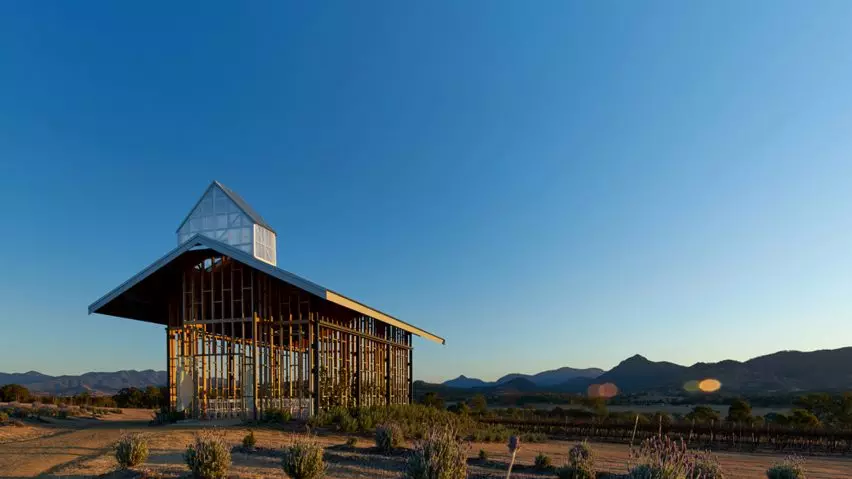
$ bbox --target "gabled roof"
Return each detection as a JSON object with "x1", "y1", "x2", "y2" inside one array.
[
  {"x1": 88, "y1": 234, "x2": 444, "y2": 345},
  {"x1": 176, "y1": 180, "x2": 276, "y2": 234}
]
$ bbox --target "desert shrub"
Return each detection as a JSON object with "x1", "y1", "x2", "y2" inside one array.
[
  {"x1": 9, "y1": 419, "x2": 25, "y2": 427},
  {"x1": 114, "y1": 432, "x2": 149, "y2": 469},
  {"x1": 375, "y1": 422, "x2": 403, "y2": 452},
  {"x1": 264, "y1": 408, "x2": 293, "y2": 423},
  {"x1": 404, "y1": 424, "x2": 468, "y2": 479},
  {"x1": 57, "y1": 409, "x2": 70, "y2": 419},
  {"x1": 569, "y1": 441, "x2": 593, "y2": 464},
  {"x1": 766, "y1": 455, "x2": 806, "y2": 479},
  {"x1": 281, "y1": 437, "x2": 326, "y2": 479},
  {"x1": 339, "y1": 413, "x2": 358, "y2": 433},
  {"x1": 111, "y1": 408, "x2": 123, "y2": 414},
  {"x1": 242, "y1": 431, "x2": 257, "y2": 450},
  {"x1": 691, "y1": 450, "x2": 724, "y2": 479},
  {"x1": 0, "y1": 411, "x2": 8, "y2": 423},
  {"x1": 478, "y1": 449, "x2": 488, "y2": 461},
  {"x1": 184, "y1": 429, "x2": 232, "y2": 479},
  {"x1": 345, "y1": 437, "x2": 358, "y2": 447},
  {"x1": 629, "y1": 436, "x2": 695, "y2": 479},
  {"x1": 534, "y1": 452, "x2": 552, "y2": 470},
  {"x1": 150, "y1": 407, "x2": 186, "y2": 425},
  {"x1": 557, "y1": 441, "x2": 596, "y2": 479}
]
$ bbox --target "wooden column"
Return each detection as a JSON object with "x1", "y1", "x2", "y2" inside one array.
[
  {"x1": 385, "y1": 341, "x2": 391, "y2": 405},
  {"x1": 312, "y1": 317, "x2": 320, "y2": 414},
  {"x1": 408, "y1": 333, "x2": 414, "y2": 404},
  {"x1": 355, "y1": 335, "x2": 362, "y2": 408}
]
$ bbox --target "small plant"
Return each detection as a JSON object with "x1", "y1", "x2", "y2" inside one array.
[
  {"x1": 242, "y1": 430, "x2": 257, "y2": 450},
  {"x1": 507, "y1": 436, "x2": 521, "y2": 477},
  {"x1": 375, "y1": 422, "x2": 403, "y2": 452},
  {"x1": 404, "y1": 424, "x2": 468, "y2": 479},
  {"x1": 478, "y1": 448, "x2": 488, "y2": 461},
  {"x1": 766, "y1": 455, "x2": 806, "y2": 479},
  {"x1": 184, "y1": 429, "x2": 232, "y2": 479},
  {"x1": 629, "y1": 436, "x2": 695, "y2": 479},
  {"x1": 557, "y1": 441, "x2": 596, "y2": 479},
  {"x1": 0, "y1": 411, "x2": 8, "y2": 423},
  {"x1": 534, "y1": 452, "x2": 552, "y2": 470},
  {"x1": 114, "y1": 432, "x2": 149, "y2": 469},
  {"x1": 281, "y1": 437, "x2": 326, "y2": 479},
  {"x1": 692, "y1": 450, "x2": 725, "y2": 479},
  {"x1": 345, "y1": 436, "x2": 358, "y2": 448},
  {"x1": 339, "y1": 413, "x2": 358, "y2": 433}
]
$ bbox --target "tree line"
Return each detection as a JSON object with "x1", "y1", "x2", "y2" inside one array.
[{"x1": 0, "y1": 384, "x2": 168, "y2": 409}]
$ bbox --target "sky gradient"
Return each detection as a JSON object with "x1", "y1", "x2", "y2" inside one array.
[{"x1": 2, "y1": 2, "x2": 852, "y2": 382}]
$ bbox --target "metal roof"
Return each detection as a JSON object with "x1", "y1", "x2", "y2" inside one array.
[
  {"x1": 88, "y1": 234, "x2": 444, "y2": 344},
  {"x1": 176, "y1": 180, "x2": 276, "y2": 234}
]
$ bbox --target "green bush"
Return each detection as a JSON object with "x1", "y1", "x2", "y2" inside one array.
[
  {"x1": 478, "y1": 449, "x2": 488, "y2": 461},
  {"x1": 242, "y1": 431, "x2": 257, "y2": 450},
  {"x1": 264, "y1": 408, "x2": 293, "y2": 423},
  {"x1": 404, "y1": 424, "x2": 468, "y2": 479},
  {"x1": 184, "y1": 429, "x2": 232, "y2": 479},
  {"x1": 766, "y1": 455, "x2": 805, "y2": 479},
  {"x1": 534, "y1": 452, "x2": 552, "y2": 470},
  {"x1": 375, "y1": 422, "x2": 403, "y2": 452},
  {"x1": 345, "y1": 437, "x2": 358, "y2": 448},
  {"x1": 281, "y1": 438, "x2": 326, "y2": 479},
  {"x1": 114, "y1": 432, "x2": 149, "y2": 469}
]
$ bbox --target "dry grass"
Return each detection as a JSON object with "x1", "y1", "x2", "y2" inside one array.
[{"x1": 0, "y1": 414, "x2": 850, "y2": 478}]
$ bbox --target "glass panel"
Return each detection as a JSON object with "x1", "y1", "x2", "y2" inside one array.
[
  {"x1": 241, "y1": 227, "x2": 251, "y2": 244},
  {"x1": 203, "y1": 216, "x2": 214, "y2": 230},
  {"x1": 190, "y1": 218, "x2": 201, "y2": 230},
  {"x1": 216, "y1": 215, "x2": 227, "y2": 229}
]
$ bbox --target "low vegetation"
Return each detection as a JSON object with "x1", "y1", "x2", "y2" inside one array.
[
  {"x1": 628, "y1": 436, "x2": 725, "y2": 479},
  {"x1": 184, "y1": 429, "x2": 232, "y2": 479},
  {"x1": 534, "y1": 452, "x2": 552, "y2": 470},
  {"x1": 114, "y1": 432, "x2": 149, "y2": 469},
  {"x1": 404, "y1": 424, "x2": 468, "y2": 479},
  {"x1": 766, "y1": 455, "x2": 806, "y2": 479},
  {"x1": 241, "y1": 430, "x2": 256, "y2": 450},
  {"x1": 557, "y1": 441, "x2": 596, "y2": 479},
  {"x1": 281, "y1": 437, "x2": 327, "y2": 479},
  {"x1": 375, "y1": 422, "x2": 403, "y2": 452}
]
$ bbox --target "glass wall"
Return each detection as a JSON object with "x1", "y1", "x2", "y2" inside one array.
[
  {"x1": 178, "y1": 186, "x2": 254, "y2": 254},
  {"x1": 254, "y1": 225, "x2": 277, "y2": 265}
]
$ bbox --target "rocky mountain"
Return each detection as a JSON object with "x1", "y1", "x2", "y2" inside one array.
[
  {"x1": 439, "y1": 347, "x2": 852, "y2": 394},
  {"x1": 0, "y1": 370, "x2": 167, "y2": 396}
]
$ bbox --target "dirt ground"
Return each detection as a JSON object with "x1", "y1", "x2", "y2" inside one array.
[{"x1": 1, "y1": 409, "x2": 851, "y2": 478}]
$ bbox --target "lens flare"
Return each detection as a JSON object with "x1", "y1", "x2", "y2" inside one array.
[
  {"x1": 587, "y1": 382, "x2": 619, "y2": 398},
  {"x1": 683, "y1": 380, "x2": 700, "y2": 392},
  {"x1": 698, "y1": 378, "x2": 722, "y2": 393}
]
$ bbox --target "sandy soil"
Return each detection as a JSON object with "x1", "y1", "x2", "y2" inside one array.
[{"x1": 1, "y1": 410, "x2": 852, "y2": 478}]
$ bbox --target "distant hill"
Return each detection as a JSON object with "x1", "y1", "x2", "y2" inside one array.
[
  {"x1": 443, "y1": 366, "x2": 604, "y2": 389},
  {"x1": 443, "y1": 375, "x2": 492, "y2": 388},
  {"x1": 436, "y1": 347, "x2": 852, "y2": 394},
  {"x1": 0, "y1": 370, "x2": 166, "y2": 396},
  {"x1": 497, "y1": 366, "x2": 605, "y2": 386}
]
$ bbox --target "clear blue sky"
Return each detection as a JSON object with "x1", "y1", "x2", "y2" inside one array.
[{"x1": 2, "y1": 2, "x2": 852, "y2": 383}]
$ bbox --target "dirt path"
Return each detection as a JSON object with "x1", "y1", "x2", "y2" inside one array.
[{"x1": 0, "y1": 419, "x2": 148, "y2": 478}]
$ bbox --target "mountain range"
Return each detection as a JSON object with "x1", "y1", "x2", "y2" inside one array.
[
  {"x1": 440, "y1": 347, "x2": 852, "y2": 394},
  {"x1": 4, "y1": 347, "x2": 852, "y2": 397},
  {"x1": 0, "y1": 370, "x2": 166, "y2": 396}
]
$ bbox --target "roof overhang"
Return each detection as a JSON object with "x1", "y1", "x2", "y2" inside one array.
[{"x1": 88, "y1": 234, "x2": 445, "y2": 344}]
